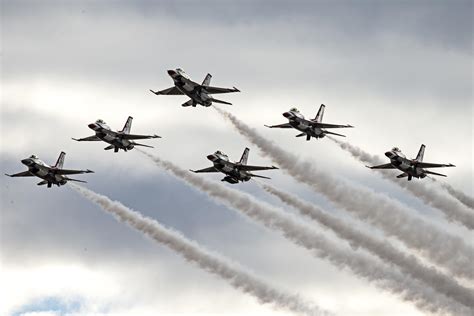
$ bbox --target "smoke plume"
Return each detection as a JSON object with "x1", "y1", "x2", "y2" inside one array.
[
  {"x1": 431, "y1": 178, "x2": 474, "y2": 210},
  {"x1": 69, "y1": 183, "x2": 329, "y2": 316},
  {"x1": 137, "y1": 150, "x2": 472, "y2": 315},
  {"x1": 328, "y1": 136, "x2": 474, "y2": 230},
  {"x1": 260, "y1": 183, "x2": 474, "y2": 309},
  {"x1": 214, "y1": 106, "x2": 474, "y2": 281}
]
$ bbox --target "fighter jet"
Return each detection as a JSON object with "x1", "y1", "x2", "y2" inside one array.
[
  {"x1": 191, "y1": 148, "x2": 278, "y2": 184},
  {"x1": 150, "y1": 68, "x2": 240, "y2": 107},
  {"x1": 73, "y1": 116, "x2": 160, "y2": 153},
  {"x1": 5, "y1": 152, "x2": 93, "y2": 188},
  {"x1": 265, "y1": 104, "x2": 353, "y2": 141},
  {"x1": 368, "y1": 145, "x2": 455, "y2": 181}
]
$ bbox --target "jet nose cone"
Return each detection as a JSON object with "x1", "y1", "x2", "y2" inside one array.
[
  {"x1": 88, "y1": 123, "x2": 96, "y2": 129},
  {"x1": 283, "y1": 112, "x2": 291, "y2": 118},
  {"x1": 385, "y1": 152, "x2": 393, "y2": 158},
  {"x1": 167, "y1": 69, "x2": 176, "y2": 76},
  {"x1": 21, "y1": 159, "x2": 32, "y2": 165},
  {"x1": 207, "y1": 154, "x2": 216, "y2": 161}
]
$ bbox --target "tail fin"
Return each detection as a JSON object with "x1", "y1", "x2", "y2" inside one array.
[
  {"x1": 202, "y1": 73, "x2": 212, "y2": 86},
  {"x1": 314, "y1": 104, "x2": 325, "y2": 122},
  {"x1": 54, "y1": 152, "x2": 66, "y2": 169},
  {"x1": 239, "y1": 147, "x2": 250, "y2": 165},
  {"x1": 122, "y1": 116, "x2": 133, "y2": 134},
  {"x1": 416, "y1": 144, "x2": 425, "y2": 162}
]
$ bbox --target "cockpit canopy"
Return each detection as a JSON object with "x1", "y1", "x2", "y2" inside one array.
[
  {"x1": 391, "y1": 147, "x2": 401, "y2": 152},
  {"x1": 214, "y1": 150, "x2": 229, "y2": 160},
  {"x1": 289, "y1": 107, "x2": 299, "y2": 113},
  {"x1": 176, "y1": 68, "x2": 190, "y2": 79},
  {"x1": 96, "y1": 119, "x2": 106, "y2": 124},
  {"x1": 29, "y1": 154, "x2": 39, "y2": 159}
]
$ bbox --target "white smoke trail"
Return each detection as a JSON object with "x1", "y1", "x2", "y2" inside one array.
[
  {"x1": 328, "y1": 136, "x2": 474, "y2": 230},
  {"x1": 431, "y1": 178, "x2": 474, "y2": 210},
  {"x1": 260, "y1": 182, "x2": 474, "y2": 309},
  {"x1": 137, "y1": 150, "x2": 473, "y2": 315},
  {"x1": 214, "y1": 106, "x2": 474, "y2": 281},
  {"x1": 69, "y1": 184, "x2": 329, "y2": 316}
]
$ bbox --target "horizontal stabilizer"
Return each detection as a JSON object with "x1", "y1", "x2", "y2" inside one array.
[
  {"x1": 323, "y1": 130, "x2": 346, "y2": 137},
  {"x1": 104, "y1": 145, "x2": 115, "y2": 150},
  {"x1": 210, "y1": 98, "x2": 232, "y2": 105},
  {"x1": 182, "y1": 99, "x2": 195, "y2": 107},
  {"x1": 37, "y1": 180, "x2": 49, "y2": 186},
  {"x1": 295, "y1": 133, "x2": 306, "y2": 137},
  {"x1": 424, "y1": 170, "x2": 447, "y2": 177},
  {"x1": 64, "y1": 177, "x2": 88, "y2": 183},
  {"x1": 131, "y1": 142, "x2": 154, "y2": 148},
  {"x1": 396, "y1": 173, "x2": 408, "y2": 178},
  {"x1": 248, "y1": 173, "x2": 271, "y2": 180}
]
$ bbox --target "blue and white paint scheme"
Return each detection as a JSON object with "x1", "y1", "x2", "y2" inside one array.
[
  {"x1": 5, "y1": 152, "x2": 93, "y2": 188},
  {"x1": 73, "y1": 116, "x2": 160, "y2": 153},
  {"x1": 265, "y1": 104, "x2": 353, "y2": 141},
  {"x1": 150, "y1": 68, "x2": 240, "y2": 107},
  {"x1": 368, "y1": 145, "x2": 455, "y2": 181},
  {"x1": 191, "y1": 148, "x2": 278, "y2": 184}
]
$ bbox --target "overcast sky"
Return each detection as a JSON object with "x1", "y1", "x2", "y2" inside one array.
[{"x1": 1, "y1": 1, "x2": 472, "y2": 316}]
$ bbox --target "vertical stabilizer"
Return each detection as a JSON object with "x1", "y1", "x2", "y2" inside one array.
[
  {"x1": 54, "y1": 152, "x2": 66, "y2": 169},
  {"x1": 416, "y1": 144, "x2": 426, "y2": 162},
  {"x1": 202, "y1": 73, "x2": 212, "y2": 87},
  {"x1": 314, "y1": 104, "x2": 325, "y2": 122},
  {"x1": 122, "y1": 116, "x2": 133, "y2": 134},
  {"x1": 239, "y1": 147, "x2": 250, "y2": 165}
]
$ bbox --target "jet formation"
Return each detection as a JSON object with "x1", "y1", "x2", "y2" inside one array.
[
  {"x1": 150, "y1": 68, "x2": 240, "y2": 107},
  {"x1": 5, "y1": 69, "x2": 457, "y2": 187},
  {"x1": 265, "y1": 104, "x2": 353, "y2": 141},
  {"x1": 5, "y1": 152, "x2": 93, "y2": 188},
  {"x1": 368, "y1": 145, "x2": 455, "y2": 181},
  {"x1": 191, "y1": 148, "x2": 278, "y2": 183},
  {"x1": 73, "y1": 116, "x2": 160, "y2": 152}
]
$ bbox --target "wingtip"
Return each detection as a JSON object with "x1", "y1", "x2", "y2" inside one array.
[
  {"x1": 153, "y1": 134, "x2": 162, "y2": 138},
  {"x1": 86, "y1": 169, "x2": 94, "y2": 173},
  {"x1": 149, "y1": 89, "x2": 159, "y2": 95},
  {"x1": 272, "y1": 165, "x2": 279, "y2": 169},
  {"x1": 71, "y1": 138, "x2": 80, "y2": 141},
  {"x1": 264, "y1": 125, "x2": 272, "y2": 128},
  {"x1": 189, "y1": 169, "x2": 197, "y2": 173},
  {"x1": 5, "y1": 173, "x2": 12, "y2": 177},
  {"x1": 233, "y1": 86, "x2": 240, "y2": 92}
]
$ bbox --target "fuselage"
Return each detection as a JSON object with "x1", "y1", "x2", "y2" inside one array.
[
  {"x1": 207, "y1": 151, "x2": 251, "y2": 183},
  {"x1": 21, "y1": 156, "x2": 67, "y2": 186},
  {"x1": 88, "y1": 120, "x2": 135, "y2": 151},
  {"x1": 385, "y1": 149, "x2": 426, "y2": 179},
  {"x1": 283, "y1": 110, "x2": 325, "y2": 138},
  {"x1": 168, "y1": 69, "x2": 212, "y2": 106}
]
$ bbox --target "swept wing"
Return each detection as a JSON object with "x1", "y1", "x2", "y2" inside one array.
[{"x1": 5, "y1": 171, "x2": 35, "y2": 177}]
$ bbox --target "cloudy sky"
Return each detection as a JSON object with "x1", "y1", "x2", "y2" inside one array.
[{"x1": 1, "y1": 1, "x2": 472, "y2": 315}]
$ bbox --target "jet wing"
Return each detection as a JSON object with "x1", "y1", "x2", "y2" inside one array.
[
  {"x1": 72, "y1": 135, "x2": 101, "y2": 141},
  {"x1": 150, "y1": 86, "x2": 184, "y2": 95},
  {"x1": 5, "y1": 171, "x2": 35, "y2": 177},
  {"x1": 190, "y1": 166, "x2": 220, "y2": 173},
  {"x1": 52, "y1": 168, "x2": 94, "y2": 175},
  {"x1": 417, "y1": 162, "x2": 455, "y2": 168},
  {"x1": 239, "y1": 165, "x2": 278, "y2": 171},
  {"x1": 311, "y1": 122, "x2": 354, "y2": 129},
  {"x1": 264, "y1": 123, "x2": 293, "y2": 128},
  {"x1": 368, "y1": 163, "x2": 396, "y2": 169},
  {"x1": 204, "y1": 86, "x2": 240, "y2": 94},
  {"x1": 121, "y1": 134, "x2": 161, "y2": 140}
]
